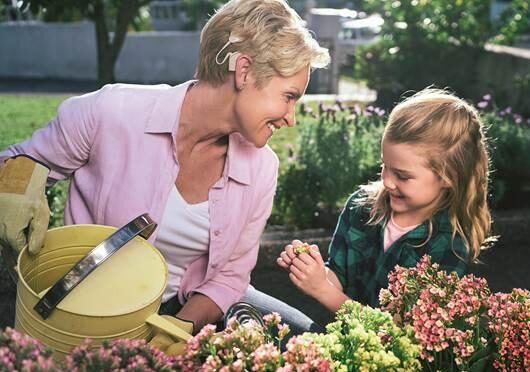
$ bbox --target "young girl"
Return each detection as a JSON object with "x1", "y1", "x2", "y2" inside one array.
[{"x1": 277, "y1": 88, "x2": 493, "y2": 312}]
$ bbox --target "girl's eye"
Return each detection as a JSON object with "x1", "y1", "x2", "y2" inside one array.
[{"x1": 396, "y1": 173, "x2": 410, "y2": 181}]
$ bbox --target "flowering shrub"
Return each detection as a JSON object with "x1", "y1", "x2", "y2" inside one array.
[
  {"x1": 487, "y1": 288, "x2": 530, "y2": 371},
  {"x1": 0, "y1": 327, "x2": 58, "y2": 372},
  {"x1": 0, "y1": 328, "x2": 57, "y2": 372},
  {"x1": 302, "y1": 300, "x2": 422, "y2": 371},
  {"x1": 380, "y1": 255, "x2": 494, "y2": 370},
  {"x1": 4, "y1": 260, "x2": 530, "y2": 371},
  {"x1": 272, "y1": 101, "x2": 384, "y2": 228},
  {"x1": 475, "y1": 93, "x2": 530, "y2": 208},
  {"x1": 174, "y1": 312, "x2": 331, "y2": 371},
  {"x1": 64, "y1": 338, "x2": 176, "y2": 372}
]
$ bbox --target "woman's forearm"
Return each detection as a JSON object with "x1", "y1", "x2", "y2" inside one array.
[{"x1": 176, "y1": 293, "x2": 223, "y2": 332}]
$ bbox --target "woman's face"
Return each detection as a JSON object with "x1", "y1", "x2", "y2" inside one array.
[{"x1": 234, "y1": 66, "x2": 310, "y2": 148}]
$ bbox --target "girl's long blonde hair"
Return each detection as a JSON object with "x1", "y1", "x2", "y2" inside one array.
[{"x1": 362, "y1": 88, "x2": 493, "y2": 262}]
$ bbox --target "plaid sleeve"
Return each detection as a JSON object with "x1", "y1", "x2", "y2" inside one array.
[
  {"x1": 326, "y1": 208, "x2": 349, "y2": 289},
  {"x1": 427, "y1": 233, "x2": 469, "y2": 277},
  {"x1": 326, "y1": 200, "x2": 352, "y2": 290}
]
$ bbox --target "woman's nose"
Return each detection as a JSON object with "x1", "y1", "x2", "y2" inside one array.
[{"x1": 284, "y1": 105, "x2": 296, "y2": 127}]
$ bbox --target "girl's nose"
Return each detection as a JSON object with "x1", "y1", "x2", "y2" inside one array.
[{"x1": 382, "y1": 171, "x2": 396, "y2": 190}]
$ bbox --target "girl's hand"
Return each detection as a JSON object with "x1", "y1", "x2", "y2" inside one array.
[
  {"x1": 288, "y1": 245, "x2": 328, "y2": 298},
  {"x1": 276, "y1": 239, "x2": 304, "y2": 270}
]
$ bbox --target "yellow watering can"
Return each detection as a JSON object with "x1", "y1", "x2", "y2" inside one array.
[{"x1": 15, "y1": 214, "x2": 191, "y2": 360}]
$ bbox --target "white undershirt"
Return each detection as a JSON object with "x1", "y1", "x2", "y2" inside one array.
[
  {"x1": 383, "y1": 214, "x2": 419, "y2": 252},
  {"x1": 154, "y1": 187, "x2": 210, "y2": 302}
]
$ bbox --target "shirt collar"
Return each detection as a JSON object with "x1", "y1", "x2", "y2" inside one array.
[
  {"x1": 144, "y1": 80, "x2": 196, "y2": 134},
  {"x1": 224, "y1": 133, "x2": 252, "y2": 186},
  {"x1": 144, "y1": 80, "x2": 252, "y2": 186},
  {"x1": 400, "y1": 209, "x2": 453, "y2": 241}
]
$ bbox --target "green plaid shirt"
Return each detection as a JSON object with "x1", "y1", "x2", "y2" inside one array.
[{"x1": 326, "y1": 190, "x2": 469, "y2": 308}]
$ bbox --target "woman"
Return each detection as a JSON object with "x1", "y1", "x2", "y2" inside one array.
[{"x1": 0, "y1": 0, "x2": 329, "y2": 337}]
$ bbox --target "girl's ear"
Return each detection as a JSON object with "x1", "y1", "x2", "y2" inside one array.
[
  {"x1": 233, "y1": 54, "x2": 252, "y2": 91},
  {"x1": 440, "y1": 176, "x2": 451, "y2": 189}
]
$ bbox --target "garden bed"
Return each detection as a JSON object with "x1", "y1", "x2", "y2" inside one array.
[{"x1": 1, "y1": 208, "x2": 529, "y2": 331}]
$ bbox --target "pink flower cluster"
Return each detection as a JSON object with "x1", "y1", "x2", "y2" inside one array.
[
  {"x1": 174, "y1": 312, "x2": 331, "y2": 371},
  {"x1": 0, "y1": 327, "x2": 58, "y2": 372},
  {"x1": 380, "y1": 255, "x2": 491, "y2": 369},
  {"x1": 487, "y1": 288, "x2": 530, "y2": 371},
  {"x1": 278, "y1": 336, "x2": 331, "y2": 372},
  {"x1": 65, "y1": 338, "x2": 177, "y2": 371}
]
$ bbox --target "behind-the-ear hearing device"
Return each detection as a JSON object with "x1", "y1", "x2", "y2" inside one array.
[
  {"x1": 228, "y1": 34, "x2": 243, "y2": 44},
  {"x1": 215, "y1": 32, "x2": 243, "y2": 71},
  {"x1": 228, "y1": 52, "x2": 242, "y2": 71}
]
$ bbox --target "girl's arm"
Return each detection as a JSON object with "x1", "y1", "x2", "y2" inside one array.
[{"x1": 289, "y1": 247, "x2": 351, "y2": 313}]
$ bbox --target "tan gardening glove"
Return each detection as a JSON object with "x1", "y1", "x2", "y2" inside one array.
[
  {"x1": 0, "y1": 155, "x2": 50, "y2": 255},
  {"x1": 148, "y1": 315, "x2": 194, "y2": 356}
]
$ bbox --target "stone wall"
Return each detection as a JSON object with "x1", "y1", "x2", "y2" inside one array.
[{"x1": 0, "y1": 21, "x2": 200, "y2": 84}]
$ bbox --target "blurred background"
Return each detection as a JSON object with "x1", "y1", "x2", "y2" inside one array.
[{"x1": 1, "y1": 0, "x2": 529, "y2": 328}]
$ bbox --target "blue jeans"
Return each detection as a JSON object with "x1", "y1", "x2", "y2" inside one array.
[
  {"x1": 160, "y1": 287, "x2": 325, "y2": 336},
  {"x1": 241, "y1": 286, "x2": 325, "y2": 335}
]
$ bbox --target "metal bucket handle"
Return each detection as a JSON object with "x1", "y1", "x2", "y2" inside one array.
[{"x1": 34, "y1": 214, "x2": 157, "y2": 320}]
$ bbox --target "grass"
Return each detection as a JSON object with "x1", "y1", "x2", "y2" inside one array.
[{"x1": 0, "y1": 95, "x2": 69, "y2": 149}]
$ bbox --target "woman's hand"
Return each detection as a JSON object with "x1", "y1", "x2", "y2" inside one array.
[
  {"x1": 287, "y1": 245, "x2": 329, "y2": 299},
  {"x1": 277, "y1": 239, "x2": 305, "y2": 270}
]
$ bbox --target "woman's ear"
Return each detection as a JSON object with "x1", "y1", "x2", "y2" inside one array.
[{"x1": 233, "y1": 54, "x2": 252, "y2": 91}]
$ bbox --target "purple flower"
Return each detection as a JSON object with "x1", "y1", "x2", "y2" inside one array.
[
  {"x1": 477, "y1": 101, "x2": 488, "y2": 109},
  {"x1": 482, "y1": 94, "x2": 492, "y2": 101}
]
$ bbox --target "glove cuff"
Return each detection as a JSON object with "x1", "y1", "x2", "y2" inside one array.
[
  {"x1": 174, "y1": 317, "x2": 195, "y2": 335},
  {"x1": 0, "y1": 155, "x2": 49, "y2": 195}
]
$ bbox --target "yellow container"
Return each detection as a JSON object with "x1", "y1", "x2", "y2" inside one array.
[{"x1": 15, "y1": 224, "x2": 191, "y2": 360}]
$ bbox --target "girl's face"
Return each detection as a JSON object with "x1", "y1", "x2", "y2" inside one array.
[
  {"x1": 381, "y1": 139, "x2": 447, "y2": 225},
  {"x1": 234, "y1": 66, "x2": 310, "y2": 148}
]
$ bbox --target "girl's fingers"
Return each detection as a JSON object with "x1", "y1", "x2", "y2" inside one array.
[
  {"x1": 288, "y1": 272, "x2": 302, "y2": 288},
  {"x1": 295, "y1": 252, "x2": 316, "y2": 265},
  {"x1": 280, "y1": 251, "x2": 292, "y2": 265},
  {"x1": 277, "y1": 257, "x2": 289, "y2": 269},
  {"x1": 289, "y1": 264, "x2": 306, "y2": 280},
  {"x1": 309, "y1": 245, "x2": 324, "y2": 265},
  {"x1": 284, "y1": 245, "x2": 296, "y2": 260}
]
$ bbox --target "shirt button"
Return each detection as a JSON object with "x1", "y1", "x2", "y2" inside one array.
[
  {"x1": 214, "y1": 230, "x2": 221, "y2": 236},
  {"x1": 211, "y1": 263, "x2": 218, "y2": 269}
]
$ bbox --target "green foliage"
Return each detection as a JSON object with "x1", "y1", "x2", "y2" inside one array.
[
  {"x1": 362, "y1": 0, "x2": 493, "y2": 46},
  {"x1": 46, "y1": 181, "x2": 68, "y2": 228},
  {"x1": 480, "y1": 106, "x2": 530, "y2": 209},
  {"x1": 356, "y1": 0, "x2": 530, "y2": 109},
  {"x1": 302, "y1": 300, "x2": 422, "y2": 371},
  {"x1": 180, "y1": 0, "x2": 226, "y2": 30},
  {"x1": 271, "y1": 103, "x2": 384, "y2": 228},
  {"x1": 493, "y1": 0, "x2": 530, "y2": 45}
]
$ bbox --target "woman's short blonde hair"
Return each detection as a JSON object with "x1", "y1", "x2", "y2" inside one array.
[{"x1": 196, "y1": 0, "x2": 330, "y2": 87}]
